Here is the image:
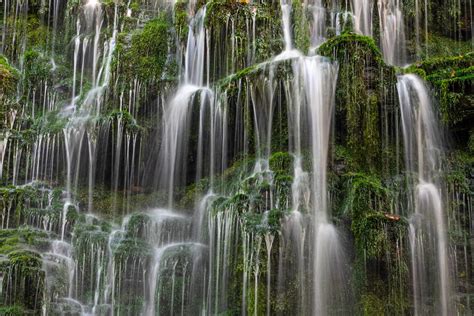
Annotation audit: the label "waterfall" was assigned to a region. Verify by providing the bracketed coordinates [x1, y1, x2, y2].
[308, 0, 326, 49]
[280, 0, 294, 51]
[158, 7, 219, 206]
[299, 57, 349, 314]
[275, 0, 302, 60]
[378, 0, 406, 65]
[398, 74, 451, 315]
[1, 0, 472, 314]
[352, 0, 373, 36]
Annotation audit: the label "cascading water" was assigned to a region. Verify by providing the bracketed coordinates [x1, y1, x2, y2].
[378, 0, 406, 65]
[398, 74, 451, 315]
[352, 0, 373, 36]
[158, 7, 218, 206]
[1, 0, 472, 314]
[308, 0, 326, 49]
[300, 57, 350, 315]
[276, 0, 302, 60]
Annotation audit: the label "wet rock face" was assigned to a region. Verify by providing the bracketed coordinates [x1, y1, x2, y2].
[0, 0, 473, 314]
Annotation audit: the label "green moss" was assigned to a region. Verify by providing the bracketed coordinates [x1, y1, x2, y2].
[405, 52, 473, 127]
[419, 33, 473, 60]
[269, 152, 293, 175]
[0, 227, 49, 254]
[1, 183, 64, 231]
[125, 212, 150, 239]
[113, 238, 152, 259]
[23, 49, 53, 86]
[1, 15, 49, 61]
[0, 305, 26, 316]
[360, 293, 385, 315]
[114, 14, 171, 85]
[75, 185, 167, 220]
[205, 0, 282, 80]
[342, 172, 409, 314]
[242, 208, 284, 235]
[108, 109, 142, 133]
[0, 249, 45, 312]
[7, 249, 42, 268]
[318, 33, 397, 173]
[0, 55, 19, 96]
[177, 178, 210, 209]
[318, 33, 385, 64]
[31, 110, 67, 134]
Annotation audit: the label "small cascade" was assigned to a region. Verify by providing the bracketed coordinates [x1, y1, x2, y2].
[275, 0, 302, 60]
[398, 74, 451, 315]
[60, 0, 118, 219]
[158, 7, 221, 205]
[1, 0, 472, 314]
[300, 57, 350, 314]
[330, 10, 354, 36]
[378, 0, 406, 65]
[352, 0, 373, 36]
[308, 0, 326, 49]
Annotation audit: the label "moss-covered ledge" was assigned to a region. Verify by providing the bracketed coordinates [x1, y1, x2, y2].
[404, 52, 473, 129]
[318, 33, 398, 174]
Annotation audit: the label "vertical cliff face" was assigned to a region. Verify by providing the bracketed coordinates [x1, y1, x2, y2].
[0, 0, 473, 315]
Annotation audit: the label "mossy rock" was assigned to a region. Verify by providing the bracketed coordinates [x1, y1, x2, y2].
[318, 33, 397, 173]
[113, 238, 152, 260]
[269, 152, 293, 175]
[23, 49, 53, 86]
[114, 13, 171, 88]
[205, 0, 283, 81]
[1, 250, 45, 312]
[0, 227, 50, 255]
[405, 52, 473, 130]
[0, 55, 19, 96]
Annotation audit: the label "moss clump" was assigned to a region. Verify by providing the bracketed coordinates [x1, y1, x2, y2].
[23, 49, 53, 87]
[269, 152, 293, 175]
[107, 109, 142, 133]
[113, 238, 152, 259]
[343, 172, 409, 314]
[1, 15, 49, 61]
[0, 227, 50, 254]
[114, 14, 171, 85]
[125, 213, 150, 239]
[0, 55, 19, 96]
[1, 183, 64, 231]
[31, 110, 68, 134]
[360, 293, 385, 315]
[243, 208, 284, 235]
[318, 33, 397, 173]
[177, 178, 210, 210]
[0, 250, 45, 313]
[406, 53, 473, 128]
[0, 305, 26, 316]
[205, 0, 282, 80]
[418, 33, 473, 60]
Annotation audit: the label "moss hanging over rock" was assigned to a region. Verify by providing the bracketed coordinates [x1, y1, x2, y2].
[342, 172, 410, 314]
[0, 250, 45, 313]
[23, 49, 54, 87]
[0, 55, 19, 97]
[205, 0, 282, 81]
[318, 33, 398, 173]
[114, 13, 171, 86]
[405, 52, 473, 132]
